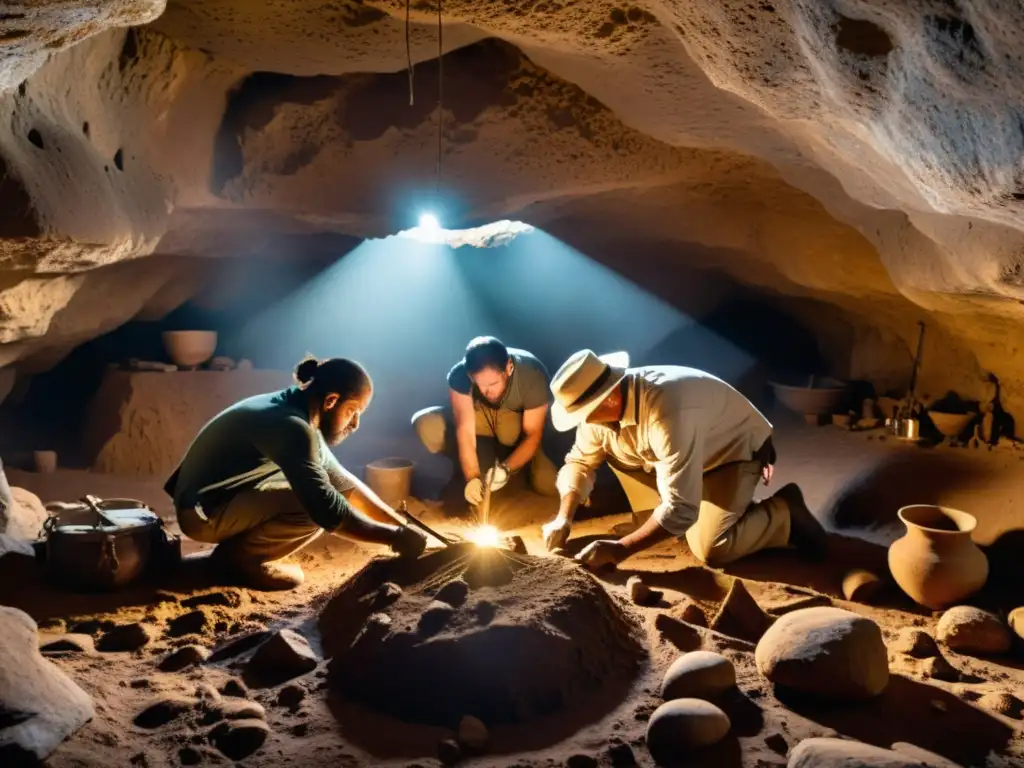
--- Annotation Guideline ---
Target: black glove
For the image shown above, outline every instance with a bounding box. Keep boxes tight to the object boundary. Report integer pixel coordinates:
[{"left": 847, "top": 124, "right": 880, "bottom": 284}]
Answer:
[{"left": 391, "top": 524, "right": 427, "bottom": 559}]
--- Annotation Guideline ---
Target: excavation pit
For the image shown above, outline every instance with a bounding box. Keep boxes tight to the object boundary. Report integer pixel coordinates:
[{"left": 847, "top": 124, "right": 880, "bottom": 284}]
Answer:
[{"left": 319, "top": 544, "right": 647, "bottom": 728}]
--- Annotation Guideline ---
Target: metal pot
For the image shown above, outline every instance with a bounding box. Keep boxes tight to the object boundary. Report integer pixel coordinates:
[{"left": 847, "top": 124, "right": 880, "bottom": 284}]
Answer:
[
  {"left": 893, "top": 417, "right": 920, "bottom": 441},
  {"left": 42, "top": 497, "right": 170, "bottom": 592}
]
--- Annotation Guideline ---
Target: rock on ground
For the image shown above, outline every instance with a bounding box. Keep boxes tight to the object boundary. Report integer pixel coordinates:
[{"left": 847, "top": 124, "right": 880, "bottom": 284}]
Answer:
[
  {"left": 890, "top": 628, "right": 939, "bottom": 658},
  {"left": 645, "top": 698, "right": 731, "bottom": 763},
  {"left": 247, "top": 629, "right": 318, "bottom": 683},
  {"left": 661, "top": 651, "right": 736, "bottom": 701},
  {"left": 0, "top": 488, "right": 47, "bottom": 541},
  {"left": 0, "top": 607, "right": 94, "bottom": 761},
  {"left": 936, "top": 607, "right": 1012, "bottom": 655},
  {"left": 788, "top": 737, "right": 957, "bottom": 767},
  {"left": 755, "top": 607, "right": 889, "bottom": 700}
]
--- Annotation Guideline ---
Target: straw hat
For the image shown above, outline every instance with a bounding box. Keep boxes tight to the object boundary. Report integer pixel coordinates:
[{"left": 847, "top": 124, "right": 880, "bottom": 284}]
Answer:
[{"left": 550, "top": 349, "right": 630, "bottom": 431}]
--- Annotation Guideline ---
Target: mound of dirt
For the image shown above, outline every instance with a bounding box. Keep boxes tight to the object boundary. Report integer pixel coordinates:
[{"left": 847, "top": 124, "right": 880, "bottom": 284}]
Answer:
[{"left": 320, "top": 544, "right": 646, "bottom": 727}]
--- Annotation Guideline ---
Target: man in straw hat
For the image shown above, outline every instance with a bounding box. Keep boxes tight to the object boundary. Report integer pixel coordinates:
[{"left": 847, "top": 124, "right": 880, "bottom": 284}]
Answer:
[{"left": 541, "top": 349, "right": 826, "bottom": 570}]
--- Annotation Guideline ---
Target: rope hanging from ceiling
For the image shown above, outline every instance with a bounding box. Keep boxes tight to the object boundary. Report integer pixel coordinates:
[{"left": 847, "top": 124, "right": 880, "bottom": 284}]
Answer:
[{"left": 405, "top": 1, "right": 444, "bottom": 193}]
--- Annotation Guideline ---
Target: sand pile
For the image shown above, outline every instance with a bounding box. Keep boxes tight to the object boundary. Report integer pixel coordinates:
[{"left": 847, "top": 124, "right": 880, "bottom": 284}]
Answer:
[{"left": 320, "top": 544, "right": 646, "bottom": 727}]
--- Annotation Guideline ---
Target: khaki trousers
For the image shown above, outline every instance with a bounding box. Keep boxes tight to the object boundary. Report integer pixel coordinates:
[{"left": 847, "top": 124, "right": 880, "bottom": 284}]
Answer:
[
  {"left": 412, "top": 405, "right": 558, "bottom": 496},
  {"left": 610, "top": 461, "right": 791, "bottom": 566},
  {"left": 176, "top": 485, "right": 323, "bottom": 566}
]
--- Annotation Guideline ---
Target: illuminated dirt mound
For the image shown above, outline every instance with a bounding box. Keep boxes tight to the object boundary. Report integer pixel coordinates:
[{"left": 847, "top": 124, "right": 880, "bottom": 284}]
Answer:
[{"left": 319, "top": 545, "right": 646, "bottom": 727}]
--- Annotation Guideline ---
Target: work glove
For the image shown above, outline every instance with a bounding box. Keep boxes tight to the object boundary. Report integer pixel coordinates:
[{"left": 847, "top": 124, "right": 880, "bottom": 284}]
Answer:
[
  {"left": 484, "top": 462, "right": 511, "bottom": 492},
  {"left": 541, "top": 516, "right": 572, "bottom": 551},
  {"left": 575, "top": 540, "right": 628, "bottom": 571},
  {"left": 391, "top": 524, "right": 427, "bottom": 559},
  {"left": 464, "top": 477, "right": 484, "bottom": 506}
]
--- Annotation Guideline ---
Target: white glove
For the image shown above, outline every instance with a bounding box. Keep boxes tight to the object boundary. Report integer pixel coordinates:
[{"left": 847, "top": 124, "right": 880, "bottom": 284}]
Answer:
[
  {"left": 542, "top": 517, "right": 572, "bottom": 551},
  {"left": 464, "top": 477, "right": 484, "bottom": 506},
  {"left": 484, "top": 462, "right": 511, "bottom": 492}
]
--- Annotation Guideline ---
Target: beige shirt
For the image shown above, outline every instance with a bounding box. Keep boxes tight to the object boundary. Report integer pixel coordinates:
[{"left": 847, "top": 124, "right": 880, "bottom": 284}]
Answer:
[{"left": 556, "top": 366, "right": 773, "bottom": 535}]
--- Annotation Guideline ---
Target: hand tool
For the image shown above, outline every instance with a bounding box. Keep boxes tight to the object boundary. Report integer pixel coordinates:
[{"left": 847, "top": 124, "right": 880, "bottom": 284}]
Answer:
[{"left": 396, "top": 500, "right": 453, "bottom": 547}]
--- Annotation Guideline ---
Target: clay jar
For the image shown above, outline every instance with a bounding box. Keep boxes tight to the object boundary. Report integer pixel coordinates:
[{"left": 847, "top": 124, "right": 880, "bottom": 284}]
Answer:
[{"left": 888, "top": 505, "right": 989, "bottom": 610}]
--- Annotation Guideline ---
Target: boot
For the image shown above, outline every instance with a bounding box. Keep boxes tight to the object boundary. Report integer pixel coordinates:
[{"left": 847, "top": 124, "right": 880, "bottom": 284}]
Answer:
[
  {"left": 773, "top": 483, "right": 827, "bottom": 560},
  {"left": 209, "top": 544, "right": 305, "bottom": 591}
]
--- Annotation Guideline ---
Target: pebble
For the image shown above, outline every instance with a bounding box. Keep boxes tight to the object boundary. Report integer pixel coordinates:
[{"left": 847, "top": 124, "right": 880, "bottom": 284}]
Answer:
[
  {"left": 841, "top": 569, "right": 883, "bottom": 603},
  {"left": 436, "top": 579, "right": 470, "bottom": 608},
  {"left": 661, "top": 651, "right": 736, "bottom": 701},
  {"left": 1009, "top": 606, "right": 1024, "bottom": 640},
  {"left": 920, "top": 655, "right": 959, "bottom": 682},
  {"left": 40, "top": 634, "right": 94, "bottom": 656},
  {"left": 627, "top": 576, "right": 651, "bottom": 605},
  {"left": 566, "top": 755, "right": 598, "bottom": 768},
  {"left": 890, "top": 628, "right": 938, "bottom": 658},
  {"left": 167, "top": 610, "right": 209, "bottom": 637},
  {"left": 97, "top": 622, "right": 151, "bottom": 652},
  {"left": 159, "top": 644, "right": 210, "bottom": 672},
  {"left": 220, "top": 699, "right": 266, "bottom": 721},
  {"left": 277, "top": 684, "right": 306, "bottom": 709},
  {"left": 374, "top": 582, "right": 403, "bottom": 609},
  {"left": 457, "top": 715, "right": 489, "bottom": 751},
  {"left": 209, "top": 719, "right": 269, "bottom": 761},
  {"left": 220, "top": 678, "right": 248, "bottom": 698},
  {"left": 645, "top": 698, "right": 731, "bottom": 762},
  {"left": 437, "top": 738, "right": 461, "bottom": 765},
  {"left": 419, "top": 601, "right": 456, "bottom": 636},
  {"left": 606, "top": 741, "right": 636, "bottom": 766}
]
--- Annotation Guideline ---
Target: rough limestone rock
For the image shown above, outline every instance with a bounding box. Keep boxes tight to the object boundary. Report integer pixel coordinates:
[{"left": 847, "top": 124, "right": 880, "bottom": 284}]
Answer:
[
  {"left": 83, "top": 369, "right": 292, "bottom": 475},
  {"left": 890, "top": 628, "right": 939, "bottom": 659},
  {"left": 0, "top": 487, "right": 47, "bottom": 541},
  {"left": 661, "top": 651, "right": 736, "bottom": 702},
  {"left": 645, "top": 698, "right": 731, "bottom": 762},
  {"left": 935, "top": 607, "right": 1012, "bottom": 656},
  {"left": 247, "top": 629, "right": 318, "bottom": 683},
  {"left": 158, "top": 644, "right": 210, "bottom": 672},
  {"left": 4, "top": 2, "right": 1024, "bottom": 420},
  {"left": 755, "top": 607, "right": 889, "bottom": 700},
  {"left": 0, "top": 607, "right": 94, "bottom": 761},
  {"left": 788, "top": 737, "right": 951, "bottom": 767}
]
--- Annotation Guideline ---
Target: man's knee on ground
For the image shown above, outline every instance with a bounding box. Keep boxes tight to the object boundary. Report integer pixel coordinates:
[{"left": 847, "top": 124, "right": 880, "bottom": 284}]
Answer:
[
  {"left": 412, "top": 406, "right": 447, "bottom": 454},
  {"left": 687, "top": 530, "right": 742, "bottom": 568}
]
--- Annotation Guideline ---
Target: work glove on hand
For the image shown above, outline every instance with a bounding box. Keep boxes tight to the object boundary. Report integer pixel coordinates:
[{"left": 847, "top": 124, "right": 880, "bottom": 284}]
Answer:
[
  {"left": 575, "top": 540, "right": 628, "bottom": 572},
  {"left": 484, "top": 462, "right": 511, "bottom": 492},
  {"left": 541, "top": 517, "right": 572, "bottom": 551},
  {"left": 391, "top": 524, "right": 427, "bottom": 559},
  {"left": 464, "top": 477, "right": 484, "bottom": 506}
]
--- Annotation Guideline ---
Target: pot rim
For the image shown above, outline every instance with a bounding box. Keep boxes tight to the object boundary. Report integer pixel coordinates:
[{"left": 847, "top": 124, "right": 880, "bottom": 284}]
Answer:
[{"left": 897, "top": 504, "right": 977, "bottom": 535}]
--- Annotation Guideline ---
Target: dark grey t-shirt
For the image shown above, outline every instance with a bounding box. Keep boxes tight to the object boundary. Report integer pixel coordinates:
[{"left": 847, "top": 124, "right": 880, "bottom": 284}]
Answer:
[{"left": 447, "top": 348, "right": 552, "bottom": 413}]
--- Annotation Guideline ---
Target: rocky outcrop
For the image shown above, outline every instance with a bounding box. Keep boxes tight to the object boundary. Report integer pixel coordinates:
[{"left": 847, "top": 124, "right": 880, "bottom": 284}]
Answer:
[{"left": 3, "top": 2, "right": 1024, "bottom": 413}]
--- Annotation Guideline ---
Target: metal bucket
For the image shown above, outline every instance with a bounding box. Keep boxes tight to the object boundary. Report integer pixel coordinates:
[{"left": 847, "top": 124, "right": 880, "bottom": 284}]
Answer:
[
  {"left": 364, "top": 457, "right": 415, "bottom": 508},
  {"left": 42, "top": 498, "right": 169, "bottom": 592}
]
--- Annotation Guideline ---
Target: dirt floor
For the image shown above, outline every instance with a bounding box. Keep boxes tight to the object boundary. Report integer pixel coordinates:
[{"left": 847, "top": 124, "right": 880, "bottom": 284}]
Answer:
[{"left": 3, "top": 413, "right": 1024, "bottom": 767}]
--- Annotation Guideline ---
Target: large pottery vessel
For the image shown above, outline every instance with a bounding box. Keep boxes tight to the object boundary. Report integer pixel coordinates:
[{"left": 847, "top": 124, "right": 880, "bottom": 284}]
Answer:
[{"left": 888, "top": 505, "right": 988, "bottom": 610}]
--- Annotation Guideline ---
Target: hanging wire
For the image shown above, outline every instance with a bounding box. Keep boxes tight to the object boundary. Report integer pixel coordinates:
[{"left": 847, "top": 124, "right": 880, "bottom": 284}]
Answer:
[
  {"left": 406, "top": 0, "right": 414, "bottom": 105},
  {"left": 436, "top": 0, "right": 443, "bottom": 192}
]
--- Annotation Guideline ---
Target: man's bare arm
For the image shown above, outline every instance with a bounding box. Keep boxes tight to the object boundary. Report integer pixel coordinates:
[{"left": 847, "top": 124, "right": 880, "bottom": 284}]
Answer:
[
  {"left": 501, "top": 404, "right": 547, "bottom": 473},
  {"left": 450, "top": 388, "right": 479, "bottom": 480}
]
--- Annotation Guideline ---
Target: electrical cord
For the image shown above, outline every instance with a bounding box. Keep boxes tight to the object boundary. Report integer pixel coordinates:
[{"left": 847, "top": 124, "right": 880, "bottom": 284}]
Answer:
[{"left": 436, "top": 0, "right": 443, "bottom": 192}]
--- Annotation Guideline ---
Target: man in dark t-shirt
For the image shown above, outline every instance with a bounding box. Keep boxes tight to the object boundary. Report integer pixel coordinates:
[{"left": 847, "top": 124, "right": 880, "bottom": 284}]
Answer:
[
  {"left": 412, "top": 336, "right": 558, "bottom": 511},
  {"left": 165, "top": 356, "right": 426, "bottom": 591}
]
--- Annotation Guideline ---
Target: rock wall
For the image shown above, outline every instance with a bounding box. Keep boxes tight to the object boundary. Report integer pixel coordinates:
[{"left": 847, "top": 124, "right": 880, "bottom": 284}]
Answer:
[
  {"left": 83, "top": 368, "right": 292, "bottom": 477},
  {"left": 1, "top": 1, "right": 1024, "bottom": 417}
]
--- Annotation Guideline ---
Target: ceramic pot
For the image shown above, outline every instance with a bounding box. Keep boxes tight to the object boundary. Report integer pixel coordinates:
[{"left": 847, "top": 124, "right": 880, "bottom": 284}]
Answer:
[
  {"left": 888, "top": 505, "right": 988, "bottom": 610},
  {"left": 161, "top": 331, "right": 217, "bottom": 369}
]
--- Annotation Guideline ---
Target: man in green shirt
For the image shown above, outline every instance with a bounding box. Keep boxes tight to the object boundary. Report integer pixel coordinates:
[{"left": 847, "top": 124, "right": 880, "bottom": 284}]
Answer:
[
  {"left": 412, "top": 336, "right": 558, "bottom": 512},
  {"left": 165, "top": 355, "right": 426, "bottom": 590}
]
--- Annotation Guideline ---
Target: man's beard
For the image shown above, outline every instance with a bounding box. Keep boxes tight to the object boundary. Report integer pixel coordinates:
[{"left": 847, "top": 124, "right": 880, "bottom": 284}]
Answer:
[{"left": 324, "top": 423, "right": 357, "bottom": 446}]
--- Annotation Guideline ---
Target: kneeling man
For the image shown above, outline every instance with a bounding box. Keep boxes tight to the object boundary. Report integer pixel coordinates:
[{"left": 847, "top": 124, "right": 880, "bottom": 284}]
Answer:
[
  {"left": 412, "top": 336, "right": 558, "bottom": 510},
  {"left": 541, "top": 349, "right": 826, "bottom": 570},
  {"left": 165, "top": 355, "right": 426, "bottom": 590}
]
